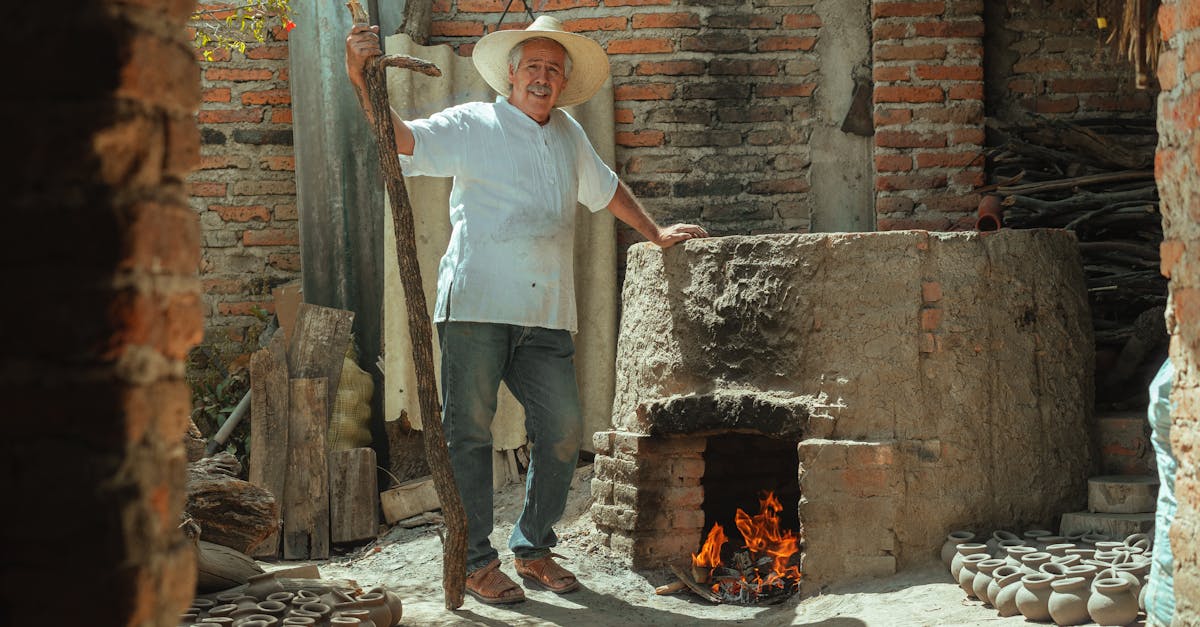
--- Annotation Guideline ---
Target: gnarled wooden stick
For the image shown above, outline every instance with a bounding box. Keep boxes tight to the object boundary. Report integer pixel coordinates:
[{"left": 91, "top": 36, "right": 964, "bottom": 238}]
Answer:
[{"left": 345, "top": 0, "right": 466, "bottom": 610}]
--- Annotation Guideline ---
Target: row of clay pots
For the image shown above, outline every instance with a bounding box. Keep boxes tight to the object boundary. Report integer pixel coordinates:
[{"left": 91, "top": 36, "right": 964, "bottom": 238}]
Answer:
[
  {"left": 181, "top": 573, "right": 403, "bottom": 627},
  {"left": 945, "top": 530, "right": 1150, "bottom": 626}
]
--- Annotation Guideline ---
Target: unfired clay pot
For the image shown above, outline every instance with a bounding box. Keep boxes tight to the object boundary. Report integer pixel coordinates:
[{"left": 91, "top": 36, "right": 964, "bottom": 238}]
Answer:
[
  {"left": 1048, "top": 576, "right": 1091, "bottom": 626},
  {"left": 958, "top": 553, "right": 990, "bottom": 598},
  {"left": 993, "top": 570, "right": 1025, "bottom": 618},
  {"left": 245, "top": 573, "right": 285, "bottom": 601},
  {"left": 1015, "top": 573, "right": 1055, "bottom": 622},
  {"left": 1004, "top": 545, "right": 1037, "bottom": 569},
  {"left": 1088, "top": 577, "right": 1139, "bottom": 626},
  {"left": 987, "top": 565, "right": 1022, "bottom": 606},
  {"left": 951, "top": 543, "right": 989, "bottom": 583},
  {"left": 941, "top": 531, "right": 976, "bottom": 569},
  {"left": 972, "top": 559, "right": 1007, "bottom": 604}
]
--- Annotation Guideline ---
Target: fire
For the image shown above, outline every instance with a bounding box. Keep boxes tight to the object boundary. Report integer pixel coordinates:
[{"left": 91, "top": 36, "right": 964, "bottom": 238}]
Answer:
[{"left": 690, "top": 491, "right": 802, "bottom": 603}]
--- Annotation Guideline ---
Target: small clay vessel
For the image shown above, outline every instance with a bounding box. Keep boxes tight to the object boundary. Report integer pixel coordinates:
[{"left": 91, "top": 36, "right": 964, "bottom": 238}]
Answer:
[
  {"left": 986, "top": 530, "right": 1021, "bottom": 556},
  {"left": 972, "top": 558, "right": 1007, "bottom": 605},
  {"left": 994, "top": 540, "right": 1026, "bottom": 559},
  {"left": 245, "top": 573, "right": 285, "bottom": 601},
  {"left": 950, "top": 543, "right": 989, "bottom": 583},
  {"left": 992, "top": 570, "right": 1025, "bottom": 618},
  {"left": 266, "top": 592, "right": 294, "bottom": 605},
  {"left": 1124, "top": 533, "right": 1151, "bottom": 551},
  {"left": 209, "top": 604, "right": 238, "bottom": 618},
  {"left": 1064, "top": 563, "right": 1099, "bottom": 586},
  {"left": 347, "top": 591, "right": 392, "bottom": 627},
  {"left": 1095, "top": 541, "right": 1124, "bottom": 552},
  {"left": 321, "top": 589, "right": 356, "bottom": 608},
  {"left": 298, "top": 602, "right": 332, "bottom": 620},
  {"left": 198, "top": 619, "right": 235, "bottom": 626},
  {"left": 216, "top": 592, "right": 243, "bottom": 604},
  {"left": 256, "top": 601, "right": 288, "bottom": 618},
  {"left": 192, "top": 599, "right": 217, "bottom": 612},
  {"left": 179, "top": 613, "right": 199, "bottom": 626},
  {"left": 958, "top": 553, "right": 990, "bottom": 598},
  {"left": 231, "top": 595, "right": 260, "bottom": 610},
  {"left": 1051, "top": 554, "right": 1081, "bottom": 567},
  {"left": 1081, "top": 532, "right": 1110, "bottom": 546},
  {"left": 1015, "top": 572, "right": 1055, "bottom": 621},
  {"left": 1019, "top": 551, "right": 1052, "bottom": 575},
  {"left": 1039, "top": 562, "right": 1070, "bottom": 578},
  {"left": 1045, "top": 543, "right": 1076, "bottom": 557},
  {"left": 382, "top": 590, "right": 402, "bottom": 626},
  {"left": 1003, "top": 545, "right": 1037, "bottom": 569},
  {"left": 941, "top": 531, "right": 975, "bottom": 569},
  {"left": 291, "top": 590, "right": 321, "bottom": 606},
  {"left": 281, "top": 619, "right": 316, "bottom": 626},
  {"left": 329, "top": 619, "right": 361, "bottom": 626},
  {"left": 1088, "top": 577, "right": 1139, "bottom": 626},
  {"left": 335, "top": 609, "right": 376, "bottom": 627},
  {"left": 1022, "top": 529, "right": 1053, "bottom": 544},
  {"left": 1035, "top": 535, "right": 1067, "bottom": 549},
  {"left": 1048, "top": 576, "right": 1091, "bottom": 626},
  {"left": 986, "top": 564, "right": 1022, "bottom": 606}
]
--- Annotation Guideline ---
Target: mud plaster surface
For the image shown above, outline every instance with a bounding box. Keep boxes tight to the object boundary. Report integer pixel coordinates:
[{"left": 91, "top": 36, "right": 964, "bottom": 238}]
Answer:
[{"left": 282, "top": 465, "right": 1129, "bottom": 626}]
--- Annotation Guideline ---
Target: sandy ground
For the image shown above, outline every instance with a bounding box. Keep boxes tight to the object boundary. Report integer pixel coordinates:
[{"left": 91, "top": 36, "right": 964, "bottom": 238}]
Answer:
[{"left": 297, "top": 464, "right": 1139, "bottom": 626}]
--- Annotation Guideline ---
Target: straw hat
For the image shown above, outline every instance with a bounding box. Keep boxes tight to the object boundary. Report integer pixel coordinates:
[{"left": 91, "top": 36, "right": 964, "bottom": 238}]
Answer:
[{"left": 472, "top": 15, "right": 611, "bottom": 107}]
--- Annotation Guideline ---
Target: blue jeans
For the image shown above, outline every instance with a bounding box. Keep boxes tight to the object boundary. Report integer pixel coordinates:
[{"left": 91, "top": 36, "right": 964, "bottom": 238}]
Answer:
[{"left": 437, "top": 321, "right": 583, "bottom": 574}]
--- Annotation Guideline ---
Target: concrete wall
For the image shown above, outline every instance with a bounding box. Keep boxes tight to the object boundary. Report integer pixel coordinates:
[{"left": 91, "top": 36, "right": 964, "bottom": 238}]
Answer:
[
  {"left": 1156, "top": 0, "right": 1200, "bottom": 623},
  {"left": 4, "top": 0, "right": 201, "bottom": 623}
]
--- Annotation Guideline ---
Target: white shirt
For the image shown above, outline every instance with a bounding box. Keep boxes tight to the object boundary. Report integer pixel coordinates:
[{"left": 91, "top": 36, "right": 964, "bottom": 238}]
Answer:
[{"left": 397, "top": 97, "right": 619, "bottom": 333}]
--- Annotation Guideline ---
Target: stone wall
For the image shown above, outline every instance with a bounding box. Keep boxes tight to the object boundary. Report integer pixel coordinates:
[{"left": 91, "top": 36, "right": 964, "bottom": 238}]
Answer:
[
  {"left": 1155, "top": 0, "right": 1200, "bottom": 623},
  {"left": 4, "top": 0, "right": 201, "bottom": 623},
  {"left": 189, "top": 3, "right": 299, "bottom": 378}
]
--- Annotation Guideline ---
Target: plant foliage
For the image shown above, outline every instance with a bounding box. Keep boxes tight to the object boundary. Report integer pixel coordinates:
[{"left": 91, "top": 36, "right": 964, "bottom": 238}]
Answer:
[{"left": 191, "top": 0, "right": 296, "bottom": 62}]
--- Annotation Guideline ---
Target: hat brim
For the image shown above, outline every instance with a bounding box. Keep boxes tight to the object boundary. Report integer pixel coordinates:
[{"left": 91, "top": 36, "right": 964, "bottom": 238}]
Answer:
[{"left": 472, "top": 27, "right": 610, "bottom": 108}]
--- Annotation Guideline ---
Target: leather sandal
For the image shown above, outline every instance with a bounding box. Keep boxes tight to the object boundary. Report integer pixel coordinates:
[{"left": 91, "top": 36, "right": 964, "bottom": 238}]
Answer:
[
  {"left": 514, "top": 553, "right": 580, "bottom": 594},
  {"left": 465, "top": 559, "right": 526, "bottom": 605}
]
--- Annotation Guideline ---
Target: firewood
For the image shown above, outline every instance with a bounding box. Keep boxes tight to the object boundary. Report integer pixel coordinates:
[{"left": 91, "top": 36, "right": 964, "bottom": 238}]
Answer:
[
  {"left": 185, "top": 453, "right": 279, "bottom": 554},
  {"left": 655, "top": 581, "right": 688, "bottom": 595},
  {"left": 249, "top": 331, "right": 288, "bottom": 557},
  {"left": 283, "top": 378, "right": 330, "bottom": 560},
  {"left": 669, "top": 563, "right": 720, "bottom": 603},
  {"left": 997, "top": 171, "right": 1153, "bottom": 195}
]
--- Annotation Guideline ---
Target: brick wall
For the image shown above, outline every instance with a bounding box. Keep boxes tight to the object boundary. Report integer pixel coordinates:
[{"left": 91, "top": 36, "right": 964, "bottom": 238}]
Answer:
[
  {"left": 1156, "top": 0, "right": 1200, "bottom": 622},
  {"left": 5, "top": 0, "right": 201, "bottom": 622},
  {"left": 871, "top": 0, "right": 986, "bottom": 230},
  {"left": 987, "top": 0, "right": 1156, "bottom": 120},
  {"left": 190, "top": 3, "right": 299, "bottom": 378}
]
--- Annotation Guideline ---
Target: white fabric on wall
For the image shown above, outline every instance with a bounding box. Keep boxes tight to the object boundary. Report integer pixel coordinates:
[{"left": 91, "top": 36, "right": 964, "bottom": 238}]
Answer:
[{"left": 382, "top": 34, "right": 617, "bottom": 452}]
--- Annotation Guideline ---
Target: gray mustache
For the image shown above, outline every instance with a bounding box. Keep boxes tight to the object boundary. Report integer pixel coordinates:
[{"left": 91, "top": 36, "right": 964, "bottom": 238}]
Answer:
[{"left": 527, "top": 84, "right": 552, "bottom": 96}]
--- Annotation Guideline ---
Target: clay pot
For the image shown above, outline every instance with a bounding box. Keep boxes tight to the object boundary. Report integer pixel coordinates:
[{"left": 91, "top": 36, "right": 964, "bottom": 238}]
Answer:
[
  {"left": 958, "top": 553, "right": 991, "bottom": 598},
  {"left": 280, "top": 619, "right": 315, "bottom": 626},
  {"left": 180, "top": 613, "right": 200, "bottom": 626},
  {"left": 266, "top": 592, "right": 294, "bottom": 605},
  {"left": 1045, "top": 543, "right": 1076, "bottom": 557},
  {"left": 1095, "top": 541, "right": 1124, "bottom": 552},
  {"left": 1139, "top": 579, "right": 1148, "bottom": 611},
  {"left": 347, "top": 591, "right": 392, "bottom": 627},
  {"left": 298, "top": 602, "right": 332, "bottom": 620},
  {"left": 986, "top": 530, "right": 1021, "bottom": 556},
  {"left": 950, "top": 543, "right": 989, "bottom": 583},
  {"left": 1064, "top": 547, "right": 1095, "bottom": 561},
  {"left": 976, "top": 195, "right": 1004, "bottom": 231},
  {"left": 1036, "top": 535, "right": 1067, "bottom": 549},
  {"left": 198, "top": 619, "right": 235, "bottom": 626},
  {"left": 986, "top": 565, "right": 1022, "bottom": 606},
  {"left": 1051, "top": 554, "right": 1081, "bottom": 567},
  {"left": 334, "top": 609, "right": 376, "bottom": 627},
  {"left": 1019, "top": 551, "right": 1052, "bottom": 575},
  {"left": 382, "top": 590, "right": 402, "bottom": 626},
  {"left": 1125, "top": 533, "right": 1151, "bottom": 551},
  {"left": 255, "top": 601, "right": 288, "bottom": 618},
  {"left": 209, "top": 605, "right": 238, "bottom": 618},
  {"left": 1048, "top": 576, "right": 1092, "bottom": 626},
  {"left": 231, "top": 596, "right": 260, "bottom": 611},
  {"left": 1081, "top": 532, "right": 1110, "bottom": 546},
  {"left": 1088, "top": 577, "right": 1139, "bottom": 626},
  {"left": 245, "top": 573, "right": 285, "bottom": 601},
  {"left": 1003, "top": 545, "right": 1037, "bottom": 569},
  {"left": 234, "top": 622, "right": 273, "bottom": 627},
  {"left": 235, "top": 616, "right": 278, "bottom": 626},
  {"left": 993, "top": 570, "right": 1025, "bottom": 618},
  {"left": 1023, "top": 529, "right": 1053, "bottom": 544},
  {"left": 193, "top": 599, "right": 217, "bottom": 612},
  {"left": 216, "top": 592, "right": 243, "bottom": 604},
  {"left": 329, "top": 619, "right": 361, "bottom": 626},
  {"left": 941, "top": 531, "right": 976, "bottom": 569},
  {"left": 972, "top": 558, "right": 1007, "bottom": 605},
  {"left": 1039, "top": 562, "right": 1070, "bottom": 578},
  {"left": 321, "top": 589, "right": 356, "bottom": 608},
  {"left": 292, "top": 590, "right": 321, "bottom": 607},
  {"left": 1015, "top": 573, "right": 1056, "bottom": 621}
]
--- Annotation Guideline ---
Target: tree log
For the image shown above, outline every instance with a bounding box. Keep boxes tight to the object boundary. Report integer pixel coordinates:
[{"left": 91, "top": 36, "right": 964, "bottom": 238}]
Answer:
[
  {"left": 347, "top": 0, "right": 466, "bottom": 610},
  {"left": 185, "top": 453, "right": 279, "bottom": 554}
]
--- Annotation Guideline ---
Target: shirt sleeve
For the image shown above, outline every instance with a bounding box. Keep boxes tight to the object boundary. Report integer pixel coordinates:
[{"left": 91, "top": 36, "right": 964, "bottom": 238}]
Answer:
[
  {"left": 567, "top": 116, "right": 620, "bottom": 213},
  {"left": 396, "top": 105, "right": 471, "bottom": 178}
]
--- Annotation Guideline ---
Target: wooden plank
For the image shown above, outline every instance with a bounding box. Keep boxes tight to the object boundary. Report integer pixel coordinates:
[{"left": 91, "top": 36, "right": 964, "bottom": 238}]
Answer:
[
  {"left": 330, "top": 447, "right": 380, "bottom": 543},
  {"left": 288, "top": 303, "right": 355, "bottom": 415},
  {"left": 283, "top": 378, "right": 330, "bottom": 560},
  {"left": 249, "top": 332, "right": 289, "bottom": 557}
]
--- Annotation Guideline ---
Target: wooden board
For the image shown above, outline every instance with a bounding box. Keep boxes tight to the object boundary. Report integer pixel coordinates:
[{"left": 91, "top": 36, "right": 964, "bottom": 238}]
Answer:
[
  {"left": 249, "top": 332, "right": 289, "bottom": 557},
  {"left": 283, "top": 377, "right": 330, "bottom": 560},
  {"left": 330, "top": 447, "right": 380, "bottom": 543},
  {"left": 287, "top": 303, "right": 355, "bottom": 415}
]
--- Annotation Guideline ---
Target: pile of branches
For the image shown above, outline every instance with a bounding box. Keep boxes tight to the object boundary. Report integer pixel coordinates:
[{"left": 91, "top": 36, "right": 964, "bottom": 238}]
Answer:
[{"left": 983, "top": 116, "right": 1165, "bottom": 355}]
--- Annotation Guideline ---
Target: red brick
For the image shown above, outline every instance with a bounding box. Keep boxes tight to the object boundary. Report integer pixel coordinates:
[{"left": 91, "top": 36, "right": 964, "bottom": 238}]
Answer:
[
  {"left": 1008, "top": 79, "right": 1039, "bottom": 94},
  {"left": 260, "top": 156, "right": 295, "bottom": 171},
  {"left": 876, "top": 86, "right": 944, "bottom": 103},
  {"left": 198, "top": 155, "right": 249, "bottom": 170},
  {"left": 271, "top": 108, "right": 292, "bottom": 124},
  {"left": 920, "top": 307, "right": 943, "bottom": 330},
  {"left": 632, "top": 12, "right": 700, "bottom": 28},
  {"left": 951, "top": 170, "right": 986, "bottom": 188},
  {"left": 614, "top": 108, "right": 634, "bottom": 124},
  {"left": 874, "top": 66, "right": 911, "bottom": 82},
  {"left": 874, "top": 43, "right": 947, "bottom": 61},
  {"left": 876, "top": 174, "right": 948, "bottom": 191},
  {"left": 875, "top": 154, "right": 913, "bottom": 172},
  {"left": 202, "top": 88, "right": 231, "bottom": 103},
  {"left": 1162, "top": 240, "right": 1185, "bottom": 279},
  {"left": 1049, "top": 78, "right": 1119, "bottom": 93},
  {"left": 203, "top": 278, "right": 245, "bottom": 294},
  {"left": 232, "top": 180, "right": 295, "bottom": 196},
  {"left": 616, "top": 130, "right": 665, "bottom": 147},
  {"left": 189, "top": 181, "right": 226, "bottom": 197},
  {"left": 430, "top": 21, "right": 484, "bottom": 37},
  {"left": 758, "top": 36, "right": 817, "bottom": 52},
  {"left": 539, "top": 0, "right": 599, "bottom": 9},
  {"left": 1083, "top": 93, "right": 1155, "bottom": 112},
  {"left": 710, "top": 59, "right": 779, "bottom": 76},
  {"left": 636, "top": 60, "right": 705, "bottom": 76},
  {"left": 205, "top": 68, "right": 274, "bottom": 81},
  {"left": 195, "top": 47, "right": 231, "bottom": 62},
  {"left": 246, "top": 44, "right": 288, "bottom": 60},
  {"left": 916, "top": 152, "right": 983, "bottom": 168},
  {"left": 243, "top": 229, "right": 299, "bottom": 246},
  {"left": 949, "top": 43, "right": 983, "bottom": 59},
  {"left": 708, "top": 14, "right": 777, "bottom": 29},
  {"left": 922, "top": 281, "right": 943, "bottom": 303},
  {"left": 758, "top": 83, "right": 817, "bottom": 98},
  {"left": 563, "top": 17, "right": 627, "bottom": 32},
  {"left": 606, "top": 0, "right": 671, "bottom": 5},
  {"left": 873, "top": 22, "right": 910, "bottom": 40},
  {"left": 1012, "top": 57, "right": 1071, "bottom": 73},
  {"left": 1159, "top": 50, "right": 1179, "bottom": 92},
  {"left": 614, "top": 83, "right": 674, "bottom": 101},
  {"left": 948, "top": 83, "right": 984, "bottom": 100},
  {"left": 608, "top": 38, "right": 674, "bottom": 54},
  {"left": 1033, "top": 96, "right": 1079, "bottom": 114},
  {"left": 210, "top": 204, "right": 270, "bottom": 222},
  {"left": 1158, "top": 3, "right": 1177, "bottom": 40},
  {"left": 915, "top": 64, "right": 983, "bottom": 81},
  {"left": 913, "top": 20, "right": 985, "bottom": 38},
  {"left": 874, "top": 108, "right": 914, "bottom": 127},
  {"left": 120, "top": 201, "right": 201, "bottom": 274},
  {"left": 241, "top": 89, "right": 290, "bottom": 106},
  {"left": 456, "top": 0, "right": 522, "bottom": 11},
  {"left": 950, "top": 128, "right": 985, "bottom": 146},
  {"left": 871, "top": 1, "right": 946, "bottom": 18},
  {"left": 876, "top": 131, "right": 947, "bottom": 149},
  {"left": 783, "top": 13, "right": 822, "bottom": 29},
  {"left": 198, "top": 108, "right": 264, "bottom": 124}
]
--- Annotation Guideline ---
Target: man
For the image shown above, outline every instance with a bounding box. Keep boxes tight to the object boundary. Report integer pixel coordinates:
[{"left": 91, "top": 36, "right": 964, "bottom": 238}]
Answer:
[{"left": 346, "top": 16, "right": 708, "bottom": 604}]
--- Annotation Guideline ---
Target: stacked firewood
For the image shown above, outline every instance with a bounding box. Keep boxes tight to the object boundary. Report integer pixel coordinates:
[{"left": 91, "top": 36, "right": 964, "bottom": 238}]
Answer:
[{"left": 984, "top": 116, "right": 1166, "bottom": 406}]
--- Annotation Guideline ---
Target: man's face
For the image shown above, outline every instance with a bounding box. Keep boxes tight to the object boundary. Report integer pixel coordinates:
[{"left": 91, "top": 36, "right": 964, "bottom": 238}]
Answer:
[{"left": 507, "top": 39, "right": 569, "bottom": 124}]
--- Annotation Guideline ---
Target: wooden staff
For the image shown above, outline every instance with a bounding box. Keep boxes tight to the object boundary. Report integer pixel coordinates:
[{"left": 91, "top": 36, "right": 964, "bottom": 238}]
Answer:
[{"left": 344, "top": 0, "right": 466, "bottom": 609}]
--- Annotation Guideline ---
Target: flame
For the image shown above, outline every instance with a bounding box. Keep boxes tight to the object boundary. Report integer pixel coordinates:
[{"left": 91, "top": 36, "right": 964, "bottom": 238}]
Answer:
[
  {"left": 696, "top": 490, "right": 802, "bottom": 601},
  {"left": 691, "top": 521, "right": 728, "bottom": 570}
]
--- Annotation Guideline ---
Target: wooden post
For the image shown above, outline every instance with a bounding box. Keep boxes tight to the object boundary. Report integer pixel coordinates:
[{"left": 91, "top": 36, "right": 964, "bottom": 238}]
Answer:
[
  {"left": 330, "top": 447, "right": 380, "bottom": 543},
  {"left": 287, "top": 303, "right": 355, "bottom": 415},
  {"left": 249, "top": 332, "right": 289, "bottom": 556},
  {"left": 346, "top": 0, "right": 467, "bottom": 609},
  {"left": 283, "top": 377, "right": 330, "bottom": 560}
]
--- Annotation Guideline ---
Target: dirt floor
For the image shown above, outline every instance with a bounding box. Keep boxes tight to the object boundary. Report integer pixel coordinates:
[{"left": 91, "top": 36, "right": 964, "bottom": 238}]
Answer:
[{"left": 298, "top": 464, "right": 1141, "bottom": 626}]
